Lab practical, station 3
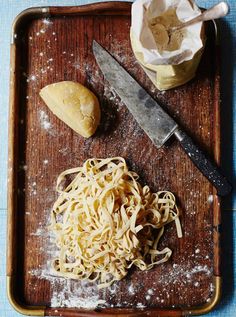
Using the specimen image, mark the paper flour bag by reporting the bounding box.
[130,0,205,90]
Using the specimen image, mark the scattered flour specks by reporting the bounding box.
[137,303,146,308]
[31,266,105,308]
[207,195,214,204]
[39,110,51,130]
[157,264,212,286]
[42,18,53,25]
[128,284,135,295]
[29,226,105,309]
[147,289,154,295]
[27,75,37,82]
[50,279,105,308]
[210,283,215,292]
[31,227,45,236]
[58,147,69,156]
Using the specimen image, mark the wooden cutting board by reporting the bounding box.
[7,2,221,316]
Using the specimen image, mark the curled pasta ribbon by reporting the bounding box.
[50,157,182,288]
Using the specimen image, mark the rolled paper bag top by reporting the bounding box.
[130,0,206,90]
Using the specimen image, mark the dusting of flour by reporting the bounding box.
[30,225,105,308]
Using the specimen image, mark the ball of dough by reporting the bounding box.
[39,81,101,138]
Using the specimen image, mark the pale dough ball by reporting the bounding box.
[39,81,101,138]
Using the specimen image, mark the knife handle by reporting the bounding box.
[174,128,232,196]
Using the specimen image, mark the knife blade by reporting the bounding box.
[93,40,231,196]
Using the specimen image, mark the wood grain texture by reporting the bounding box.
[7,2,221,316]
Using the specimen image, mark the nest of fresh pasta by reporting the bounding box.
[50,157,182,288]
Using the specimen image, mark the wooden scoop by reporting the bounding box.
[169,2,229,34]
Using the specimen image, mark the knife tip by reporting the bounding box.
[92,40,101,53]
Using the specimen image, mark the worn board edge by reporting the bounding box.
[6,2,222,316]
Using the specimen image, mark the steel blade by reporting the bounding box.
[93,41,178,148]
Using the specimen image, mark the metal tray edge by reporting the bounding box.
[10,2,132,44]
[184,276,221,316]
[11,6,50,44]
[7,3,222,316]
[7,276,45,316]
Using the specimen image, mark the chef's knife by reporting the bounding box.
[93,41,231,196]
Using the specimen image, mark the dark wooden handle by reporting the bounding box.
[175,129,232,196]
